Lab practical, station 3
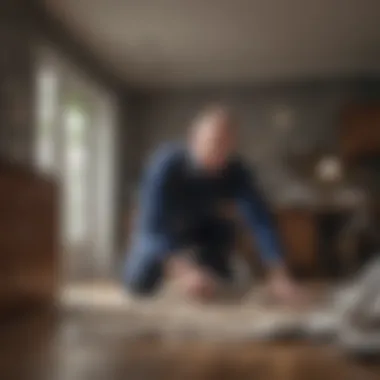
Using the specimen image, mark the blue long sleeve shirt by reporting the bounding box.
[134,144,282,264]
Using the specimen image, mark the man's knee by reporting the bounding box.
[125,275,157,296]
[123,254,163,296]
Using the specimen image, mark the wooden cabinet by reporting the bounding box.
[276,209,317,276]
[0,163,58,315]
[341,104,380,161]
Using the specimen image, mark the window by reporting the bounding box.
[36,64,58,172]
[35,46,117,280]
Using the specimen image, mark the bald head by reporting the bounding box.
[189,106,238,172]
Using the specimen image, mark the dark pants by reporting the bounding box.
[123,219,235,295]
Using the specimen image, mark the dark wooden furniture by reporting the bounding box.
[339,103,380,271]
[341,104,380,162]
[276,208,317,277]
[0,161,59,316]
[276,206,373,279]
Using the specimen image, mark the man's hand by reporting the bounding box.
[267,266,307,306]
[165,255,218,302]
[181,267,218,301]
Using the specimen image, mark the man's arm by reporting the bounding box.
[231,161,308,304]
[232,161,282,265]
[137,146,179,258]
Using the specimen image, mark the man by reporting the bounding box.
[124,106,301,303]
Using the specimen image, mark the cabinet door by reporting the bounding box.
[277,210,317,275]
[341,105,380,161]
[0,171,58,313]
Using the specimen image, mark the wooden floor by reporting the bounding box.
[0,309,379,380]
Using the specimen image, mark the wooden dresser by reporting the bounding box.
[276,208,317,276]
[0,161,59,316]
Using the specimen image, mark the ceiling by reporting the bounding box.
[43,0,380,88]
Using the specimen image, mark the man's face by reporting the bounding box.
[192,115,236,172]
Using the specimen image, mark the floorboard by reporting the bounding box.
[0,309,378,380]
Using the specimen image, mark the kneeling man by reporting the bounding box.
[124,106,301,303]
